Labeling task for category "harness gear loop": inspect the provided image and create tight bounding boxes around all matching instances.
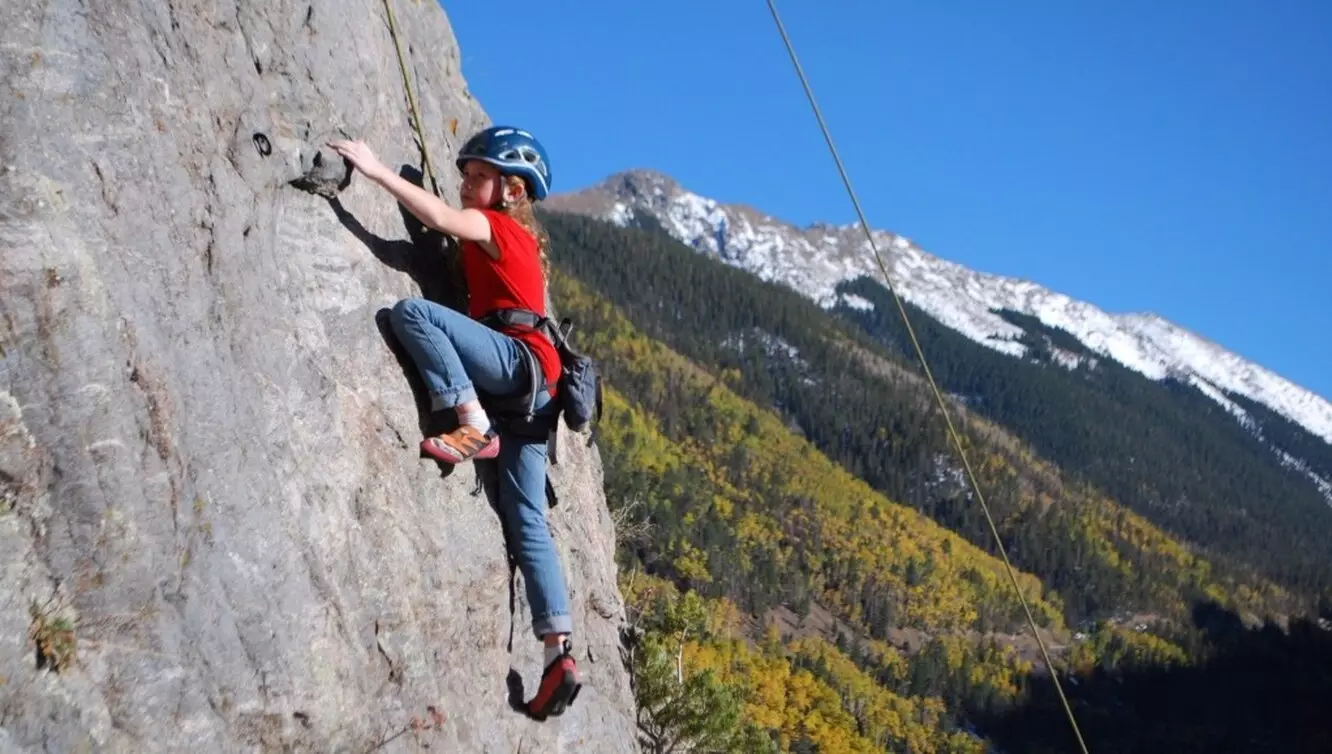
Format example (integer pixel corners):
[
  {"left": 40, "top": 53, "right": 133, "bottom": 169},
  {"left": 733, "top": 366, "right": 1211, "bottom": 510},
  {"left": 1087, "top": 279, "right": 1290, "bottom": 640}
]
[{"left": 764, "top": 2, "right": 1090, "bottom": 752}]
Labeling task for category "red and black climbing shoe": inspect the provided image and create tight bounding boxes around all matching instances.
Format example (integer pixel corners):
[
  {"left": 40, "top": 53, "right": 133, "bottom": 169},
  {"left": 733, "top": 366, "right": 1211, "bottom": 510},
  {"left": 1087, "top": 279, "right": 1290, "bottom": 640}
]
[{"left": 527, "top": 642, "right": 582, "bottom": 721}]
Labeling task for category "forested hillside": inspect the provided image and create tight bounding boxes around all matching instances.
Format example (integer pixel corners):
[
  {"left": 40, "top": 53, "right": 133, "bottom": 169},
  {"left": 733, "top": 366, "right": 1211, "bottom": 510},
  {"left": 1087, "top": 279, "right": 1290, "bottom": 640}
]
[
  {"left": 540, "top": 209, "right": 1308, "bottom": 626},
  {"left": 833, "top": 276, "right": 1332, "bottom": 601},
  {"left": 551, "top": 275, "right": 1067, "bottom": 751},
  {"left": 535, "top": 209, "right": 1332, "bottom": 750}
]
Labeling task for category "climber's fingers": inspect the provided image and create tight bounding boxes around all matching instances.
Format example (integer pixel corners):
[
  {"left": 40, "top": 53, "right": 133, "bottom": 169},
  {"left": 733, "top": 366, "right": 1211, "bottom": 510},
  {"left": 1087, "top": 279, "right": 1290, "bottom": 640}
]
[{"left": 327, "top": 139, "right": 387, "bottom": 180}]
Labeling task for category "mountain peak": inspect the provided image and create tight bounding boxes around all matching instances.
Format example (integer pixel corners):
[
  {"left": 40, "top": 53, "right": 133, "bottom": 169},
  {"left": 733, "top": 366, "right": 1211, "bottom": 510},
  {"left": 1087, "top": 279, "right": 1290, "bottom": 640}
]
[
  {"left": 548, "top": 170, "right": 1332, "bottom": 447},
  {"left": 601, "top": 168, "right": 682, "bottom": 193}
]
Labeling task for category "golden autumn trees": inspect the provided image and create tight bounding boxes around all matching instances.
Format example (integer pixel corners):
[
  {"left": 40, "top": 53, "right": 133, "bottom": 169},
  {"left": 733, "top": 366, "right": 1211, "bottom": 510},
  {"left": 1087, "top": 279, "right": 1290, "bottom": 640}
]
[{"left": 626, "top": 574, "right": 992, "bottom": 753}]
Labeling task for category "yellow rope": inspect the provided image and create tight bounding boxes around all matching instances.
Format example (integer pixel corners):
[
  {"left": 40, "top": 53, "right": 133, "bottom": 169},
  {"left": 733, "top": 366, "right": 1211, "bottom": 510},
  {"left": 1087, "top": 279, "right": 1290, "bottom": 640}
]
[
  {"left": 763, "top": 2, "right": 1090, "bottom": 752},
  {"left": 383, "top": 0, "right": 440, "bottom": 195}
]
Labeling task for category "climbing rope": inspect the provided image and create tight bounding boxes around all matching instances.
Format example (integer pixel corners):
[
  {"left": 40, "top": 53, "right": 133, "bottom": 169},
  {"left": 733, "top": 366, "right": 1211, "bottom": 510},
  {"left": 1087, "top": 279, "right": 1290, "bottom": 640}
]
[
  {"left": 762, "top": 2, "right": 1091, "bottom": 752},
  {"left": 382, "top": 0, "right": 440, "bottom": 195}
]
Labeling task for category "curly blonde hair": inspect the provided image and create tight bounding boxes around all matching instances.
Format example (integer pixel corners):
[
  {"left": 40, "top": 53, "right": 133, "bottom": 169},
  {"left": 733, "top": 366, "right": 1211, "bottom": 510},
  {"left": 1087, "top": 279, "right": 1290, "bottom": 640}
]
[{"left": 499, "top": 174, "right": 552, "bottom": 282}]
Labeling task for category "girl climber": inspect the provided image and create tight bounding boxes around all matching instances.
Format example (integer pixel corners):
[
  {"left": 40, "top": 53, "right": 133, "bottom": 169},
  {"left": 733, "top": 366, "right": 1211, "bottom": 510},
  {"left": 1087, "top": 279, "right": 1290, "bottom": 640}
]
[{"left": 329, "top": 126, "right": 580, "bottom": 720}]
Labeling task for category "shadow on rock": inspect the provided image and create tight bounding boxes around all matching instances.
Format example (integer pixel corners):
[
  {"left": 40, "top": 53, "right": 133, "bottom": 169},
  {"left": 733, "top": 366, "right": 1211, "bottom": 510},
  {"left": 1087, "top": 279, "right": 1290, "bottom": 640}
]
[
  {"left": 333, "top": 164, "right": 473, "bottom": 478},
  {"left": 468, "top": 456, "right": 528, "bottom": 658},
  {"left": 507, "top": 668, "right": 532, "bottom": 718},
  {"left": 329, "top": 164, "right": 467, "bottom": 311},
  {"left": 371, "top": 307, "right": 456, "bottom": 483},
  {"left": 975, "top": 600, "right": 1332, "bottom": 754}
]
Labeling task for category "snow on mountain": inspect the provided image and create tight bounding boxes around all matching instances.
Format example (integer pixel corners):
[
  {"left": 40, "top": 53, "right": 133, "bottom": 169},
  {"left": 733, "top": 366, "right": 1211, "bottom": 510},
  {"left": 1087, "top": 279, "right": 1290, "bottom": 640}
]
[
  {"left": 545, "top": 169, "right": 1332, "bottom": 448},
  {"left": 1190, "top": 375, "right": 1332, "bottom": 505}
]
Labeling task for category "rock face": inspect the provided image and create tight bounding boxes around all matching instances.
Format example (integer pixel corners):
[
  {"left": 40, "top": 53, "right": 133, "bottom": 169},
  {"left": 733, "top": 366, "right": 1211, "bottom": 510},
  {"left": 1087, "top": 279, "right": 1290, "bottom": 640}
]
[{"left": 0, "top": 1, "right": 638, "bottom": 751}]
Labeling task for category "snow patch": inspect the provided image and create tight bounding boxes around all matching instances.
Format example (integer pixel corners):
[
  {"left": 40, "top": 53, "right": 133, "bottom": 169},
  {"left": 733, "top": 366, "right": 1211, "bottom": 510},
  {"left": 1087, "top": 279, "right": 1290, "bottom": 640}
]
[
  {"left": 1050, "top": 346, "right": 1097, "bottom": 372},
  {"left": 1189, "top": 376, "right": 1257, "bottom": 432},
  {"left": 1275, "top": 449, "right": 1332, "bottom": 507},
  {"left": 722, "top": 328, "right": 803, "bottom": 365},
  {"left": 837, "top": 292, "right": 875, "bottom": 312},
  {"left": 928, "top": 452, "right": 970, "bottom": 499},
  {"left": 608, "top": 201, "right": 633, "bottom": 227},
  {"left": 1191, "top": 377, "right": 1331, "bottom": 505}
]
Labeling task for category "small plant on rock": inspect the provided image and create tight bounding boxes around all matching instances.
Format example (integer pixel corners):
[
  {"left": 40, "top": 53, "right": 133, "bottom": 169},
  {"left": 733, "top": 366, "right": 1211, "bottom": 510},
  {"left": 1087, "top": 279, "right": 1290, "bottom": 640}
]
[{"left": 28, "top": 600, "right": 76, "bottom": 672}]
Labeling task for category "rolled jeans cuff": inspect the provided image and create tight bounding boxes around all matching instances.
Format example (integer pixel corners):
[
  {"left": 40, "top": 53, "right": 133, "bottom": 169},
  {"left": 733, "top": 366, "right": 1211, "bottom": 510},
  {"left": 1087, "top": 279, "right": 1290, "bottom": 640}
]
[
  {"left": 430, "top": 384, "right": 478, "bottom": 411},
  {"left": 533, "top": 612, "right": 573, "bottom": 639}
]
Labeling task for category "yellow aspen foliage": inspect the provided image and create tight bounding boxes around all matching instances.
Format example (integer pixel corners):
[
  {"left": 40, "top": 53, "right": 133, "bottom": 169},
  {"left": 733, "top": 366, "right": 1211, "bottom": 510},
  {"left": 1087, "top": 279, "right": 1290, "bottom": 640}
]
[
  {"left": 672, "top": 540, "right": 713, "bottom": 585},
  {"left": 630, "top": 579, "right": 1001, "bottom": 753},
  {"left": 563, "top": 292, "right": 1065, "bottom": 637}
]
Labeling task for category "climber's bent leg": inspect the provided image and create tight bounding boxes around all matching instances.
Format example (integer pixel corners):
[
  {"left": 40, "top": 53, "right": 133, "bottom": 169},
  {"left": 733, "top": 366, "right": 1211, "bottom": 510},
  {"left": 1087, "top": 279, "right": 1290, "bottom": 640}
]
[
  {"left": 498, "top": 413, "right": 573, "bottom": 640},
  {"left": 389, "top": 297, "right": 528, "bottom": 411}
]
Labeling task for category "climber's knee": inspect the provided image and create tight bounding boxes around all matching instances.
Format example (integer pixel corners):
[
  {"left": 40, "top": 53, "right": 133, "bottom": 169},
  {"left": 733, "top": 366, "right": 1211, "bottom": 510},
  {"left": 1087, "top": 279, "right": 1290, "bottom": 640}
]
[
  {"left": 391, "top": 297, "right": 426, "bottom": 329},
  {"left": 390, "top": 297, "right": 437, "bottom": 343}
]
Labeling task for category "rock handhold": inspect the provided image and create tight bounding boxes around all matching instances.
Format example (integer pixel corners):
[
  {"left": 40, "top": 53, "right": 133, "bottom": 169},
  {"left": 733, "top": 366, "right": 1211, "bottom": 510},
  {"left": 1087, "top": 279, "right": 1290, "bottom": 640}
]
[{"left": 290, "top": 144, "right": 351, "bottom": 198}]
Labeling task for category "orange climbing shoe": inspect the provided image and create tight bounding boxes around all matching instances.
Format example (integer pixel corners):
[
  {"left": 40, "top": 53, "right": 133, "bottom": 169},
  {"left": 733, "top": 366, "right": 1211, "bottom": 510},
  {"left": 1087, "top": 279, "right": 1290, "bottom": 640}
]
[{"left": 420, "top": 425, "right": 500, "bottom": 464}]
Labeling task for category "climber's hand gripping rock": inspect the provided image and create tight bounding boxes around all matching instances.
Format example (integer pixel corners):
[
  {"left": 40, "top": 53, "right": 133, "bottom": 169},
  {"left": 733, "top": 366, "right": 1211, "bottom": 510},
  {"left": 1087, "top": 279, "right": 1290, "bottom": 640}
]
[{"left": 328, "top": 139, "right": 391, "bottom": 183}]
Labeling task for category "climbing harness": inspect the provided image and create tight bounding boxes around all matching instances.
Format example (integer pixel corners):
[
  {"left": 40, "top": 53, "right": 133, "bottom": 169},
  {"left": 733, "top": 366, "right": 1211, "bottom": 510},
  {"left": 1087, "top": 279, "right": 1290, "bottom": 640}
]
[
  {"left": 763, "top": 2, "right": 1091, "bottom": 752},
  {"left": 477, "top": 308, "right": 604, "bottom": 436},
  {"left": 382, "top": 0, "right": 440, "bottom": 195}
]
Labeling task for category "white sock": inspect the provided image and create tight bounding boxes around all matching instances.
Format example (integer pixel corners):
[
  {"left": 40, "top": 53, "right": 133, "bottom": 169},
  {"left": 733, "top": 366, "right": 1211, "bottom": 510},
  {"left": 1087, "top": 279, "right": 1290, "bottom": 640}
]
[
  {"left": 457, "top": 406, "right": 491, "bottom": 434},
  {"left": 544, "top": 639, "right": 568, "bottom": 668}
]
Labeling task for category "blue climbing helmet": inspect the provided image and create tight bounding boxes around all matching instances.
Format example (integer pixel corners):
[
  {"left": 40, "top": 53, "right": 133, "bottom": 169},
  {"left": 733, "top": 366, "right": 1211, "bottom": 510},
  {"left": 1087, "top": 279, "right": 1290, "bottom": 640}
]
[{"left": 455, "top": 125, "right": 553, "bottom": 201}]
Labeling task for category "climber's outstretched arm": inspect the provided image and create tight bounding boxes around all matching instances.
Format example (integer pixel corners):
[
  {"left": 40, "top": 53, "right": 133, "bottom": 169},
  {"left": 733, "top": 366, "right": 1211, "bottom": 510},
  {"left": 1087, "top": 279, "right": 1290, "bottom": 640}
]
[{"left": 328, "top": 139, "right": 491, "bottom": 244}]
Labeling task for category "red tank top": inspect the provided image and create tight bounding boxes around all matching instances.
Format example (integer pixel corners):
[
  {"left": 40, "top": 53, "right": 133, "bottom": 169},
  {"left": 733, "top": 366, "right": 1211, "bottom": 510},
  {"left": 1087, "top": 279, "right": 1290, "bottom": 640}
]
[{"left": 461, "top": 210, "right": 560, "bottom": 395}]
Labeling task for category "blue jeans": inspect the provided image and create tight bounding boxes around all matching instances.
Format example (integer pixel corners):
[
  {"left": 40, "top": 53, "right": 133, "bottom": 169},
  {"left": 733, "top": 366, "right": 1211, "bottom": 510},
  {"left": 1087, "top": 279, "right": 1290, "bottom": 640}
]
[{"left": 390, "top": 297, "right": 573, "bottom": 638}]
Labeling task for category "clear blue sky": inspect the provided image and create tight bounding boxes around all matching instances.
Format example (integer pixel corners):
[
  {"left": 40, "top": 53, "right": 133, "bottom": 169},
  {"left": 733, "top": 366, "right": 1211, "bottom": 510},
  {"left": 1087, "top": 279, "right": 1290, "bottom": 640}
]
[{"left": 444, "top": 0, "right": 1331, "bottom": 400}]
